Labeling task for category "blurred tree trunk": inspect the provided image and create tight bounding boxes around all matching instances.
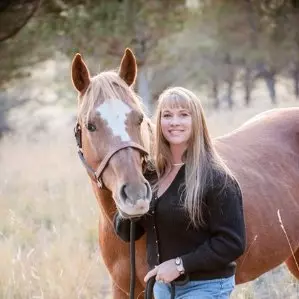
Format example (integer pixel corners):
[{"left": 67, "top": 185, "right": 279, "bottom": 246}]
[
  {"left": 137, "top": 67, "right": 152, "bottom": 113},
  {"left": 224, "top": 53, "right": 234, "bottom": 109},
  {"left": 226, "top": 80, "right": 234, "bottom": 109},
  {"left": 293, "top": 14, "right": 299, "bottom": 99},
  {"left": 124, "top": 0, "right": 134, "bottom": 30},
  {"left": 256, "top": 63, "right": 277, "bottom": 104},
  {"left": 125, "top": 0, "right": 152, "bottom": 113},
  {"left": 244, "top": 0, "right": 257, "bottom": 106},
  {"left": 264, "top": 70, "right": 277, "bottom": 104},
  {"left": 226, "top": 82, "right": 234, "bottom": 109},
  {"left": 292, "top": 62, "right": 299, "bottom": 99},
  {"left": 133, "top": 29, "right": 152, "bottom": 114},
  {"left": 265, "top": 69, "right": 276, "bottom": 104},
  {"left": 211, "top": 77, "right": 220, "bottom": 109},
  {"left": 244, "top": 65, "right": 253, "bottom": 106}
]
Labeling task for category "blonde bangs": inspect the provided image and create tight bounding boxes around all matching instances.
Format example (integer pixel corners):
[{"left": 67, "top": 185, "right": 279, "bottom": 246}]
[{"left": 159, "top": 89, "right": 193, "bottom": 113}]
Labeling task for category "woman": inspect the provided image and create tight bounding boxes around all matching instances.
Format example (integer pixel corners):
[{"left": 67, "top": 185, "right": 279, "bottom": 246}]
[{"left": 114, "top": 87, "right": 246, "bottom": 298}]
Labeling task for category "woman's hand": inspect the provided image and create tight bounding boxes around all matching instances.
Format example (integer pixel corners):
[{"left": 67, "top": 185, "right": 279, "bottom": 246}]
[{"left": 144, "top": 259, "right": 180, "bottom": 283}]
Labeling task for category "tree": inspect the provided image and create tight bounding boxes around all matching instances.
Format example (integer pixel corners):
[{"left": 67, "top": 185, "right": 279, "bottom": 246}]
[{"left": 0, "top": 0, "right": 40, "bottom": 42}]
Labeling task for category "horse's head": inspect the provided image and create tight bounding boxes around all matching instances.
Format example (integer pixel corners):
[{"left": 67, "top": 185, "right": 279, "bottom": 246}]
[{"left": 71, "top": 48, "right": 153, "bottom": 218}]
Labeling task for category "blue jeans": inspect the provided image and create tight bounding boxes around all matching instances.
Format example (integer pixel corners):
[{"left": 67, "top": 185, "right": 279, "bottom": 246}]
[{"left": 153, "top": 275, "right": 235, "bottom": 299}]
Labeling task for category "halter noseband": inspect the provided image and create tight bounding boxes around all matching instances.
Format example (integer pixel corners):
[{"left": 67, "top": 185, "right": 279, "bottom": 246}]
[{"left": 74, "top": 122, "right": 149, "bottom": 189}]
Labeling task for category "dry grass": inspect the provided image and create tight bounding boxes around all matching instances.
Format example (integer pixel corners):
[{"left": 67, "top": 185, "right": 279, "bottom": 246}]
[
  {"left": 0, "top": 131, "right": 110, "bottom": 299},
  {"left": 0, "top": 76, "right": 298, "bottom": 298}
]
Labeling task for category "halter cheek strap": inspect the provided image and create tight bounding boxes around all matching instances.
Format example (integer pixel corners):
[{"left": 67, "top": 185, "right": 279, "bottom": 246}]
[{"left": 74, "top": 122, "right": 149, "bottom": 189}]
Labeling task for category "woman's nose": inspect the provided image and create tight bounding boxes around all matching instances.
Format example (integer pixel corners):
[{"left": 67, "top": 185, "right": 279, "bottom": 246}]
[{"left": 170, "top": 115, "right": 179, "bottom": 125}]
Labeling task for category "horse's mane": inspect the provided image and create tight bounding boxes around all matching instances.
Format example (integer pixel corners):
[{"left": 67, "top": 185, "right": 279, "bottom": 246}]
[{"left": 78, "top": 69, "right": 154, "bottom": 157}]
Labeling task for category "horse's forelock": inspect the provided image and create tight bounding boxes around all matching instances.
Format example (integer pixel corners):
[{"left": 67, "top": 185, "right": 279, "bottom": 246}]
[{"left": 79, "top": 71, "right": 138, "bottom": 117}]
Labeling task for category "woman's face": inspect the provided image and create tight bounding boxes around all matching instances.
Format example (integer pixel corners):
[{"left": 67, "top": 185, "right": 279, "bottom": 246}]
[{"left": 160, "top": 106, "right": 192, "bottom": 147}]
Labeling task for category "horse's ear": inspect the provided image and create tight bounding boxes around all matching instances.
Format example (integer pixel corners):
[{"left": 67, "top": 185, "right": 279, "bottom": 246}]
[
  {"left": 71, "top": 53, "right": 91, "bottom": 93},
  {"left": 119, "top": 48, "right": 137, "bottom": 86}
]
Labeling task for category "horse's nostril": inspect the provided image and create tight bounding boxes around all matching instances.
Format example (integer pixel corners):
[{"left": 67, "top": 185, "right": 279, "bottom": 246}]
[
  {"left": 120, "top": 182, "right": 151, "bottom": 203},
  {"left": 120, "top": 184, "right": 127, "bottom": 200}
]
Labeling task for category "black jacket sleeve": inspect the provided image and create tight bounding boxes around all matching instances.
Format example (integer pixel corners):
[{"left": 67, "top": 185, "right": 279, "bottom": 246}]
[
  {"left": 113, "top": 212, "right": 145, "bottom": 242},
  {"left": 181, "top": 175, "right": 246, "bottom": 273}
]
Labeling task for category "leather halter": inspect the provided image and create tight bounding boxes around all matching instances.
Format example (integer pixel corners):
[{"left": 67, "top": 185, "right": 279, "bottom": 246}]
[{"left": 74, "top": 122, "right": 149, "bottom": 189}]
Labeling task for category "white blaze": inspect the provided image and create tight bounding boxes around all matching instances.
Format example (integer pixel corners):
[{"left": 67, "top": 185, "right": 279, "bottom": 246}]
[{"left": 96, "top": 99, "right": 131, "bottom": 141}]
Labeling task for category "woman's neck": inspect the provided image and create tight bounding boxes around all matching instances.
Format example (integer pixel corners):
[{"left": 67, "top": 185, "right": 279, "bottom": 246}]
[{"left": 170, "top": 144, "right": 187, "bottom": 165}]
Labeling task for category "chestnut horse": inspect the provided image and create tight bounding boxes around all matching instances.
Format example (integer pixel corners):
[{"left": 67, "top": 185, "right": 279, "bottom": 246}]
[{"left": 71, "top": 49, "right": 299, "bottom": 298}]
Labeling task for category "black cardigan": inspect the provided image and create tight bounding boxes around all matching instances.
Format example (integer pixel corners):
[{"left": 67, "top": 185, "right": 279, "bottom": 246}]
[{"left": 114, "top": 165, "right": 246, "bottom": 281}]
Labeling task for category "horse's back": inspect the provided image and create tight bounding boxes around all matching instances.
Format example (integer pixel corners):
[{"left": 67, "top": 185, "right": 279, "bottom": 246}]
[
  {"left": 216, "top": 107, "right": 299, "bottom": 211},
  {"left": 215, "top": 107, "right": 299, "bottom": 283},
  {"left": 216, "top": 107, "right": 299, "bottom": 174}
]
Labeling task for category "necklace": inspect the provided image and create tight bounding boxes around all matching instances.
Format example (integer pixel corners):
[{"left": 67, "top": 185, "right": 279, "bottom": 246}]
[{"left": 172, "top": 162, "right": 185, "bottom": 166}]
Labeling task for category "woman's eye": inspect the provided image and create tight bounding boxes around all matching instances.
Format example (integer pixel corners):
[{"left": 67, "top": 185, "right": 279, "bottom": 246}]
[
  {"left": 87, "top": 123, "right": 96, "bottom": 132},
  {"left": 163, "top": 114, "right": 171, "bottom": 118}
]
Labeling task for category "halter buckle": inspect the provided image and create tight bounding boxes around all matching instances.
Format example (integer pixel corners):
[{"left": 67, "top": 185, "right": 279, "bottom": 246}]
[{"left": 97, "top": 177, "right": 103, "bottom": 189}]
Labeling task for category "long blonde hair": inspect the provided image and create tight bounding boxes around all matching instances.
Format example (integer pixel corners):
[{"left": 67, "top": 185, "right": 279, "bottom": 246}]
[{"left": 154, "top": 87, "right": 233, "bottom": 228}]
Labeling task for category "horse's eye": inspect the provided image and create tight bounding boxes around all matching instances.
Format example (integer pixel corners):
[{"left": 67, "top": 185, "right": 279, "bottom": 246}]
[{"left": 87, "top": 123, "right": 96, "bottom": 132}]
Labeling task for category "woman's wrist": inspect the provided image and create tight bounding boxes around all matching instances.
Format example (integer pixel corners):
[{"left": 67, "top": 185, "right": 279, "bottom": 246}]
[{"left": 175, "top": 257, "right": 185, "bottom": 275}]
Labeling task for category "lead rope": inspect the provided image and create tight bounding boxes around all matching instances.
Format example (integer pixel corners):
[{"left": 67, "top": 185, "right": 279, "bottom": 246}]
[
  {"left": 144, "top": 278, "right": 176, "bottom": 299},
  {"left": 130, "top": 220, "right": 177, "bottom": 299},
  {"left": 170, "top": 283, "right": 175, "bottom": 299},
  {"left": 130, "top": 220, "right": 136, "bottom": 299}
]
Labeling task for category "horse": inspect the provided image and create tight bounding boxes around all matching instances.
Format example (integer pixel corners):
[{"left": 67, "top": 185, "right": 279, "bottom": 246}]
[{"left": 71, "top": 48, "right": 299, "bottom": 298}]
